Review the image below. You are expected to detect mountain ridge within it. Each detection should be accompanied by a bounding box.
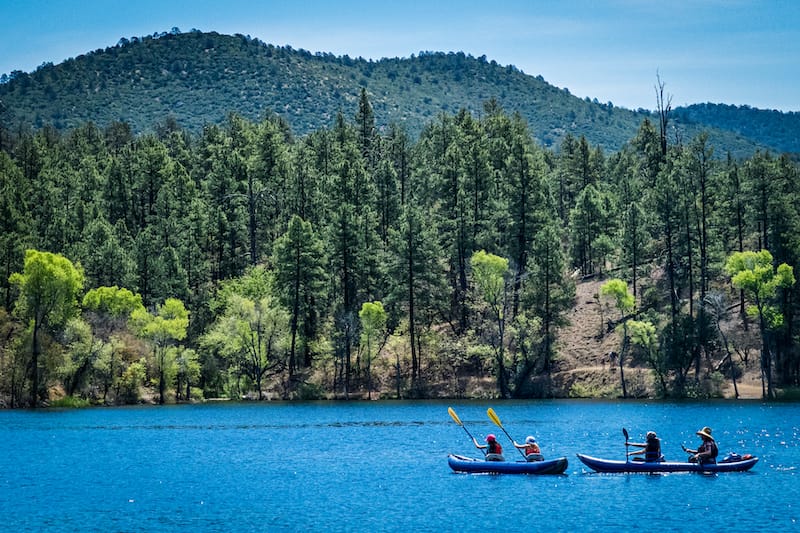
[1,30,796,157]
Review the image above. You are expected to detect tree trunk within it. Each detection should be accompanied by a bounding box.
[619,329,629,399]
[31,318,41,406]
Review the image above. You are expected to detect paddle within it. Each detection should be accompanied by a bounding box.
[681,444,695,461]
[448,407,486,456]
[623,428,629,462]
[487,407,527,459]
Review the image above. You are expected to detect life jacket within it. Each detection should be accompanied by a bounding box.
[488,441,503,455]
[697,440,718,463]
[525,443,541,456]
[645,439,661,462]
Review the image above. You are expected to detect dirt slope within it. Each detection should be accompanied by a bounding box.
[554,279,763,399]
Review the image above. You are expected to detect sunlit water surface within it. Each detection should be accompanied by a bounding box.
[0,400,797,532]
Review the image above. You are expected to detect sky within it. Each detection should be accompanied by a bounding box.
[1,0,798,112]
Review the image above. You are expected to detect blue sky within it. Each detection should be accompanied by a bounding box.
[2,0,798,112]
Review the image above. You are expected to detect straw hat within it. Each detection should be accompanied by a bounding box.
[696,426,714,440]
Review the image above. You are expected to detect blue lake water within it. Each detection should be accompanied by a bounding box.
[0,400,797,532]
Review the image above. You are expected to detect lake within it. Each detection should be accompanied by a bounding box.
[0,400,797,532]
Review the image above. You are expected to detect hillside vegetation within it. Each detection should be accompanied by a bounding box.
[1,32,799,408]
[1,30,795,157]
[673,103,800,155]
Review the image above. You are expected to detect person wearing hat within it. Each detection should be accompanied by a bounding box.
[473,434,505,461]
[513,435,544,462]
[683,426,719,464]
[626,431,663,462]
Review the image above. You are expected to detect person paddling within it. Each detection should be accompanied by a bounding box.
[513,435,544,462]
[626,431,662,462]
[473,434,505,461]
[684,426,718,464]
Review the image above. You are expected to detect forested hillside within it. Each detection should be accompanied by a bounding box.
[2,30,800,408]
[1,81,799,407]
[673,103,800,155]
[1,30,794,157]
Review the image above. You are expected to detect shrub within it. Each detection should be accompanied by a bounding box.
[49,396,91,408]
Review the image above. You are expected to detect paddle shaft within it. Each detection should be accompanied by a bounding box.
[487,408,527,459]
[623,428,629,462]
[448,407,486,456]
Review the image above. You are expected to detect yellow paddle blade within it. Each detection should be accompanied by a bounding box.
[487,407,502,428]
[448,407,463,426]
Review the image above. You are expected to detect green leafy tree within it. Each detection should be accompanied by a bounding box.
[725,250,795,399]
[625,319,667,394]
[470,250,511,397]
[359,301,387,399]
[9,249,85,405]
[83,286,144,324]
[60,317,103,398]
[82,286,145,402]
[202,294,289,400]
[600,278,635,398]
[130,298,189,404]
[174,347,200,401]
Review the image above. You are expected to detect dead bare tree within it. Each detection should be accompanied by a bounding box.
[655,73,672,160]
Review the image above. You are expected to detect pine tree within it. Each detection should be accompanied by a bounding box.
[272,215,327,376]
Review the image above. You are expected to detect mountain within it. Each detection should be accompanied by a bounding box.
[673,103,800,156]
[0,30,795,157]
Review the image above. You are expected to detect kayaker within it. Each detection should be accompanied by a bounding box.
[473,434,505,461]
[626,431,662,462]
[684,426,718,464]
[513,435,544,462]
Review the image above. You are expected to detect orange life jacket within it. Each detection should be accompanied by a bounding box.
[525,443,541,456]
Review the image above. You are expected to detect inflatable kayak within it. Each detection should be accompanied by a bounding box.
[576,453,758,473]
[447,454,568,475]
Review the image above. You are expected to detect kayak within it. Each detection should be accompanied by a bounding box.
[447,454,568,475]
[576,453,759,473]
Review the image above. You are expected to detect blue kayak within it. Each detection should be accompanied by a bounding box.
[447,454,568,475]
[576,453,758,473]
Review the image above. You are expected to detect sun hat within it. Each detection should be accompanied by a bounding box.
[486,434,496,442]
[525,436,537,444]
[696,426,714,440]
